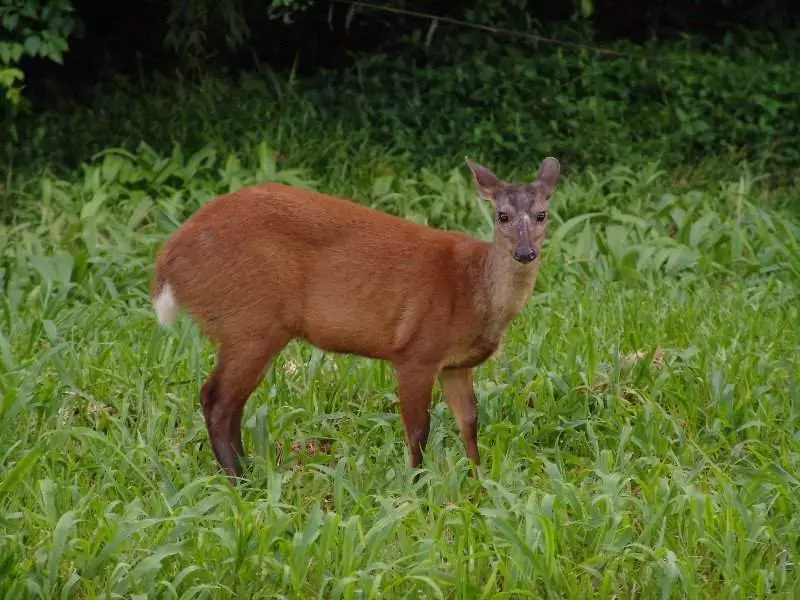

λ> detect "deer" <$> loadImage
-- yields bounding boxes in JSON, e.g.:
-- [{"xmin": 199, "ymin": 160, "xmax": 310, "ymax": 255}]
[{"xmin": 150, "ymin": 156, "xmax": 561, "ymax": 484}]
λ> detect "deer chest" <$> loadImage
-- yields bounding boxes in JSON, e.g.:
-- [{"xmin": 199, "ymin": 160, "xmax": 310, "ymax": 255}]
[{"xmin": 444, "ymin": 334, "xmax": 501, "ymax": 370}]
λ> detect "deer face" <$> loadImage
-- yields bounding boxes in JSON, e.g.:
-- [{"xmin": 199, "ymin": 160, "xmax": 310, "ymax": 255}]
[{"xmin": 467, "ymin": 157, "xmax": 561, "ymax": 264}]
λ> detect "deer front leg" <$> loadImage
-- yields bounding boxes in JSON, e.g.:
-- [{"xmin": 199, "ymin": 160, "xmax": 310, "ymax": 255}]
[
  {"xmin": 394, "ymin": 362, "xmax": 438, "ymax": 468},
  {"xmin": 439, "ymin": 367, "xmax": 480, "ymax": 476}
]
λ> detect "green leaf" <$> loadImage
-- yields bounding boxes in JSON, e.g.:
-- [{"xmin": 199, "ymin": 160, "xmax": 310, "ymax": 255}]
[
  {"xmin": 126, "ymin": 197, "xmax": 153, "ymax": 231},
  {"xmin": 2, "ymin": 12, "xmax": 20, "ymax": 30},
  {"xmin": 0, "ymin": 329, "xmax": 13, "ymax": 370},
  {"xmin": 664, "ymin": 247, "xmax": 697, "ymax": 274},
  {"xmin": 371, "ymin": 175, "xmax": 394, "ymax": 198},
  {"xmin": 688, "ymin": 212, "xmax": 717, "ymax": 247},
  {"xmin": 604, "ymin": 224, "xmax": 629, "ymax": 259},
  {"xmin": 0, "ymin": 446, "xmax": 43, "ymax": 498},
  {"xmin": 28, "ymin": 251, "xmax": 74, "ymax": 287},
  {"xmin": 550, "ymin": 212, "xmax": 603, "ymax": 248},
  {"xmin": 10, "ymin": 42, "xmax": 24, "ymax": 62},
  {"xmin": 23, "ymin": 36, "xmax": 41, "ymax": 57},
  {"xmin": 80, "ymin": 190, "xmax": 108, "ymax": 221},
  {"xmin": 0, "ymin": 67, "xmax": 24, "ymax": 88},
  {"xmin": 46, "ymin": 511, "xmax": 77, "ymax": 594},
  {"xmin": 574, "ymin": 220, "xmax": 597, "ymax": 260}
]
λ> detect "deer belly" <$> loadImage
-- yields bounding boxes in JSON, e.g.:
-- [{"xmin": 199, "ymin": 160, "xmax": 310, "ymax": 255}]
[{"xmin": 299, "ymin": 304, "xmax": 403, "ymax": 360}]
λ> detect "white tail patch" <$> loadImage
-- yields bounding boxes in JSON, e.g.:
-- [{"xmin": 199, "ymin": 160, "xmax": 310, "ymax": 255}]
[{"xmin": 153, "ymin": 282, "xmax": 180, "ymax": 326}]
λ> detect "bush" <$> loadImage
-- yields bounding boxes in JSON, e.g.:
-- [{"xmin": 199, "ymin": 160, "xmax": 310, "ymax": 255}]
[
  {"xmin": 307, "ymin": 26, "xmax": 800, "ymax": 174},
  {"xmin": 0, "ymin": 0, "xmax": 76, "ymax": 108},
  {"xmin": 4, "ymin": 24, "xmax": 799, "ymax": 189}
]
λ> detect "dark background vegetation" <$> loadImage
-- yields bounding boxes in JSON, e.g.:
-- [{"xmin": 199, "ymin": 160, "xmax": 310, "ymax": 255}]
[
  {"xmin": 16, "ymin": 0, "xmax": 800, "ymax": 82},
  {"xmin": 2, "ymin": 1, "xmax": 800, "ymax": 183}
]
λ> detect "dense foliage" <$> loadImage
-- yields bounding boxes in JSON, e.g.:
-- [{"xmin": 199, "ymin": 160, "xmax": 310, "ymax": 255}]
[
  {"xmin": 4, "ymin": 2, "xmax": 800, "ymax": 183},
  {"xmin": 4, "ymin": 0, "xmax": 800, "ymax": 107},
  {"xmin": 0, "ymin": 0, "xmax": 75, "ymax": 106},
  {"xmin": 2, "ymin": 132, "xmax": 798, "ymax": 597},
  {"xmin": 5, "ymin": 25, "xmax": 800, "ymax": 191}
]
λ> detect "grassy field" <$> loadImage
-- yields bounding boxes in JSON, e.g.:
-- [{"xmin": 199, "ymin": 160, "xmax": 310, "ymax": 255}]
[{"xmin": 2, "ymin": 69, "xmax": 800, "ymax": 597}]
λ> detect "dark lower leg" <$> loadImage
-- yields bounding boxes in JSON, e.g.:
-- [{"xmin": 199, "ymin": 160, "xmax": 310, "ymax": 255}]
[
  {"xmin": 201, "ymin": 336, "xmax": 287, "ymax": 483},
  {"xmin": 229, "ymin": 406, "xmax": 246, "ymax": 459},
  {"xmin": 394, "ymin": 362, "xmax": 437, "ymax": 469},
  {"xmin": 201, "ymin": 367, "xmax": 244, "ymax": 480},
  {"xmin": 404, "ymin": 409, "xmax": 431, "ymax": 468}
]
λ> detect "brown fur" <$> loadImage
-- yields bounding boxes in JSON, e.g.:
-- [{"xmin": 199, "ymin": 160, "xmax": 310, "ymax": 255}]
[{"xmin": 150, "ymin": 157, "xmax": 561, "ymax": 483}]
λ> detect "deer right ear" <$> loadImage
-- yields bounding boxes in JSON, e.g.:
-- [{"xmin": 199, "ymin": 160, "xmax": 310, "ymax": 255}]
[{"xmin": 466, "ymin": 157, "xmax": 500, "ymax": 202}]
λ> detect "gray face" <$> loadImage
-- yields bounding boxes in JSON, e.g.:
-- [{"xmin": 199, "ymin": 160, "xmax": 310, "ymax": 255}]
[{"xmin": 467, "ymin": 157, "xmax": 561, "ymax": 264}]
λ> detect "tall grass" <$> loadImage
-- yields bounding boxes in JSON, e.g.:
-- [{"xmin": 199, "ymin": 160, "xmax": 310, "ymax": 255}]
[{"xmin": 1, "ymin": 130, "xmax": 799, "ymax": 597}]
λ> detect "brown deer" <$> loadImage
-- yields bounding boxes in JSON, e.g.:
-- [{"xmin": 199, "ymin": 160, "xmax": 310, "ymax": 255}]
[{"xmin": 150, "ymin": 157, "xmax": 560, "ymax": 483}]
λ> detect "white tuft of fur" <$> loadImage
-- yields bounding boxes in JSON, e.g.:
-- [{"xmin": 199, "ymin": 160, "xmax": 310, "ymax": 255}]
[{"xmin": 153, "ymin": 282, "xmax": 180, "ymax": 327}]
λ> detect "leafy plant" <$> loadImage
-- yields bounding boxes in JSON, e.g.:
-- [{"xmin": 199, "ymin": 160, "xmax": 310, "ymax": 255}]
[
  {"xmin": 163, "ymin": 0, "xmax": 315, "ymax": 66},
  {"xmin": 5, "ymin": 24, "xmax": 800, "ymax": 185},
  {"xmin": 1, "ymin": 141, "xmax": 798, "ymax": 596},
  {"xmin": 0, "ymin": 0, "xmax": 77, "ymax": 107}
]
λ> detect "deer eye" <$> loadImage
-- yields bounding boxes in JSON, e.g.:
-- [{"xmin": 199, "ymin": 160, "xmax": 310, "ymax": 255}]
[
  {"xmin": 535, "ymin": 211, "xmax": 547, "ymax": 222},
  {"xmin": 497, "ymin": 211, "xmax": 510, "ymax": 223}
]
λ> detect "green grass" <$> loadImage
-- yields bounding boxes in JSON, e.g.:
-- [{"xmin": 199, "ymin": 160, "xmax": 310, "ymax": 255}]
[{"xmin": 2, "ymin": 107, "xmax": 800, "ymax": 596}]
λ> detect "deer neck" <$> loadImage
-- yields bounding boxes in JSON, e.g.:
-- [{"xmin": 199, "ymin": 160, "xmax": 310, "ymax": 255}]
[{"xmin": 482, "ymin": 242, "xmax": 539, "ymax": 326}]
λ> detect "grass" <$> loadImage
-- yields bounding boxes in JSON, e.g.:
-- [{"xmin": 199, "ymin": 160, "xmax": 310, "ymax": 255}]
[{"xmin": 1, "ymin": 81, "xmax": 800, "ymax": 597}]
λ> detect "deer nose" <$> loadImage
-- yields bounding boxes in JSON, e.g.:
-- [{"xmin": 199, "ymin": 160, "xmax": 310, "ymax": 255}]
[{"xmin": 513, "ymin": 246, "xmax": 536, "ymax": 263}]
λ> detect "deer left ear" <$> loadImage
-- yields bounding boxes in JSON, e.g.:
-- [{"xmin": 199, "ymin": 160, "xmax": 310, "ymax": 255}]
[
  {"xmin": 466, "ymin": 157, "xmax": 500, "ymax": 203},
  {"xmin": 537, "ymin": 157, "xmax": 560, "ymax": 193}
]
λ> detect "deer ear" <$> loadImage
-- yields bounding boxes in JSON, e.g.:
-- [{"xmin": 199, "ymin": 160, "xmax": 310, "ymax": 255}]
[
  {"xmin": 466, "ymin": 157, "xmax": 500, "ymax": 202},
  {"xmin": 537, "ymin": 157, "xmax": 560, "ymax": 192}
]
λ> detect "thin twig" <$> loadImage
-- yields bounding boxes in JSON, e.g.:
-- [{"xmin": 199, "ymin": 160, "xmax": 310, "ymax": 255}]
[{"xmin": 332, "ymin": 0, "xmax": 686, "ymax": 64}]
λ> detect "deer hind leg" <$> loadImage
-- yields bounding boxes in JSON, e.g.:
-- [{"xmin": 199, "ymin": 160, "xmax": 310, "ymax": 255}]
[
  {"xmin": 201, "ymin": 332, "xmax": 289, "ymax": 483},
  {"xmin": 393, "ymin": 361, "xmax": 439, "ymax": 469},
  {"xmin": 439, "ymin": 367, "xmax": 480, "ymax": 475}
]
